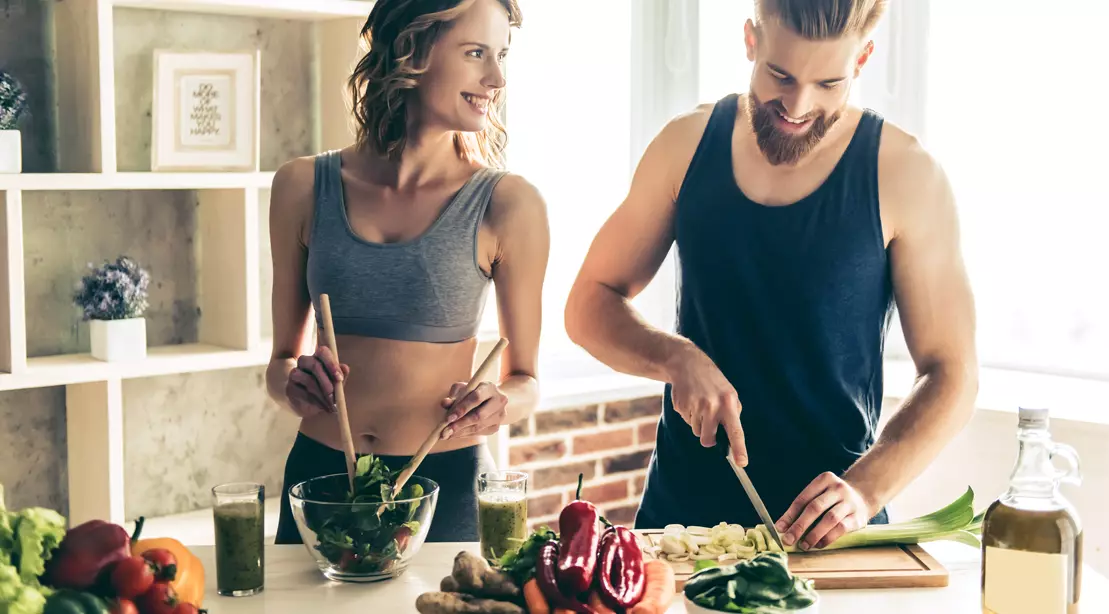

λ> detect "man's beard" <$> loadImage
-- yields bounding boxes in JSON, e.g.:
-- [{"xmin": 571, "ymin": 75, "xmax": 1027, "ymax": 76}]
[{"xmin": 746, "ymin": 92, "xmax": 843, "ymax": 166}]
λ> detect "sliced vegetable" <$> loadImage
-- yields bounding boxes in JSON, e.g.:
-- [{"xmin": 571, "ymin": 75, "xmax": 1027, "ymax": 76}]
[{"xmin": 653, "ymin": 487, "xmax": 983, "ymax": 564}]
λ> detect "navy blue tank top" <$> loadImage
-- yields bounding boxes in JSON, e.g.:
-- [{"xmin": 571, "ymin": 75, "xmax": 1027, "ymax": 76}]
[{"xmin": 637, "ymin": 94, "xmax": 895, "ymax": 529}]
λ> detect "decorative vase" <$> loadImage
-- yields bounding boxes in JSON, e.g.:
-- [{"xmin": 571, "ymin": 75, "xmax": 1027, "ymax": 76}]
[
  {"xmin": 89, "ymin": 317, "xmax": 147, "ymax": 362},
  {"xmin": 0, "ymin": 130, "xmax": 20, "ymax": 173}
]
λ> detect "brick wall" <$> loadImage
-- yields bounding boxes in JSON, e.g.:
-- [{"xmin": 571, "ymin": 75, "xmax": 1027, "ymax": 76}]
[{"xmin": 508, "ymin": 395, "xmax": 663, "ymax": 532}]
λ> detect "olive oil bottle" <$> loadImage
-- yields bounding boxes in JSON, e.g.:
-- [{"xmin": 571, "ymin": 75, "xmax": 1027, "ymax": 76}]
[{"xmin": 981, "ymin": 407, "xmax": 1083, "ymax": 614}]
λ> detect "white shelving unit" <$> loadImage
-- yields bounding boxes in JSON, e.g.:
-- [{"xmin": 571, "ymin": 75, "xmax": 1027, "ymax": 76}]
[{"xmin": 1, "ymin": 0, "xmax": 371, "ymax": 527}]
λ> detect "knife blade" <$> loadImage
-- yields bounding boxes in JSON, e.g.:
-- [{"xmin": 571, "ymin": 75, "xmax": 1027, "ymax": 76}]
[{"xmin": 725, "ymin": 452, "xmax": 786, "ymax": 551}]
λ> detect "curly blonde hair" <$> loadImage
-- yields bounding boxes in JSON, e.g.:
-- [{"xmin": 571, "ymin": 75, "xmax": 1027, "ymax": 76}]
[{"xmin": 347, "ymin": 0, "xmax": 523, "ymax": 168}]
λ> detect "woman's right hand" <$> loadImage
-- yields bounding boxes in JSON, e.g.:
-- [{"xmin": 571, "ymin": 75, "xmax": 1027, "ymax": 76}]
[{"xmin": 285, "ymin": 346, "xmax": 350, "ymax": 418}]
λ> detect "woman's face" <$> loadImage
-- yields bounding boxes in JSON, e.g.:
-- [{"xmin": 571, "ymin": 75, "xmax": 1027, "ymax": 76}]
[{"xmin": 415, "ymin": 0, "xmax": 511, "ymax": 134}]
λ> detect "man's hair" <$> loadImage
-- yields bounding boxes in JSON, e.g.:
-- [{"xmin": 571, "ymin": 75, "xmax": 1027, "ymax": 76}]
[
  {"xmin": 347, "ymin": 0, "xmax": 523, "ymax": 168},
  {"xmin": 754, "ymin": 0, "xmax": 887, "ymax": 39}
]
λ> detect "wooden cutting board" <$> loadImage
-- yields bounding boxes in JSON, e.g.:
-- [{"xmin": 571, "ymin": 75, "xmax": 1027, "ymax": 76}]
[{"xmin": 635, "ymin": 530, "xmax": 949, "ymax": 590}]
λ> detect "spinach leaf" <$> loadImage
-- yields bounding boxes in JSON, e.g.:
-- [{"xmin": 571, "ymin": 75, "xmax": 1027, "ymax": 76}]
[{"xmin": 683, "ymin": 551, "xmax": 817, "ymax": 612}]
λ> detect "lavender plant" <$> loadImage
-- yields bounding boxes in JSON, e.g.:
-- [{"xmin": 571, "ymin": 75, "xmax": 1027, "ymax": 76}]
[
  {"xmin": 72, "ymin": 256, "xmax": 151, "ymax": 321},
  {"xmin": 0, "ymin": 70, "xmax": 28, "ymax": 130}
]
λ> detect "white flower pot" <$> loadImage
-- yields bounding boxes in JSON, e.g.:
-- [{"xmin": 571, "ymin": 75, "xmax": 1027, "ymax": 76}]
[
  {"xmin": 89, "ymin": 317, "xmax": 147, "ymax": 362},
  {"xmin": 0, "ymin": 130, "xmax": 20, "ymax": 173}
]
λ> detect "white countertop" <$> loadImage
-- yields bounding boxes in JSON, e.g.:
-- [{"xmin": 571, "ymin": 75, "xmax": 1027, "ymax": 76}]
[{"xmin": 193, "ymin": 541, "xmax": 1109, "ymax": 613}]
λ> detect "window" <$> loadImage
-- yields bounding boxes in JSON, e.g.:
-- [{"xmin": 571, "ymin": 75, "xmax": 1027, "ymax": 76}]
[
  {"xmin": 922, "ymin": 3, "xmax": 1108, "ymax": 377},
  {"xmin": 484, "ymin": 0, "xmax": 635, "ymax": 364},
  {"xmin": 697, "ymin": 0, "xmax": 754, "ymax": 104}
]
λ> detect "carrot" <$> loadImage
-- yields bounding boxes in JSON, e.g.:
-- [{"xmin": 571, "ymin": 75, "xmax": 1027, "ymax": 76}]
[
  {"xmin": 628, "ymin": 559, "xmax": 676, "ymax": 614},
  {"xmin": 524, "ymin": 578, "xmax": 551, "ymax": 614},
  {"xmin": 588, "ymin": 590, "xmax": 618, "ymax": 614}
]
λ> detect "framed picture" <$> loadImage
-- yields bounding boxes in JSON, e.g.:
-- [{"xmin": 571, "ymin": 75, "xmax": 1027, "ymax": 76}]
[{"xmin": 151, "ymin": 50, "xmax": 260, "ymax": 172}]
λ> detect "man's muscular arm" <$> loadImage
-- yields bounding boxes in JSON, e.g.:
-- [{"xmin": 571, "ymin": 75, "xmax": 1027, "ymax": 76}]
[
  {"xmin": 565, "ymin": 105, "xmax": 751, "ymax": 464},
  {"xmin": 777, "ymin": 130, "xmax": 979, "ymax": 550}
]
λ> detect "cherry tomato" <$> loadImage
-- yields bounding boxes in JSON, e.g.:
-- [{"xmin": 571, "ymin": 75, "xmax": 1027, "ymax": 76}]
[
  {"xmin": 140, "ymin": 548, "xmax": 179, "ymax": 582},
  {"xmin": 339, "ymin": 550, "xmax": 361, "ymax": 571},
  {"xmin": 110, "ymin": 557, "xmax": 155, "ymax": 600},
  {"xmin": 394, "ymin": 525, "xmax": 413, "ymax": 553},
  {"xmin": 110, "ymin": 599, "xmax": 139, "ymax": 614},
  {"xmin": 135, "ymin": 582, "xmax": 179, "ymax": 614}
]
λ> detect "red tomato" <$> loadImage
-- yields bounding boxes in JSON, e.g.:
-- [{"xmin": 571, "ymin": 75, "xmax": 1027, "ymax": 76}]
[
  {"xmin": 140, "ymin": 548, "xmax": 179, "ymax": 582},
  {"xmin": 110, "ymin": 557, "xmax": 155, "ymax": 600},
  {"xmin": 110, "ymin": 599, "xmax": 139, "ymax": 614},
  {"xmin": 135, "ymin": 582, "xmax": 179, "ymax": 614}
]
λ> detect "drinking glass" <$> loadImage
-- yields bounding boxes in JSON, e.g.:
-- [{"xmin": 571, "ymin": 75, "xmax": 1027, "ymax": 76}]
[
  {"xmin": 477, "ymin": 471, "xmax": 528, "ymax": 560},
  {"xmin": 212, "ymin": 482, "xmax": 265, "ymax": 596}
]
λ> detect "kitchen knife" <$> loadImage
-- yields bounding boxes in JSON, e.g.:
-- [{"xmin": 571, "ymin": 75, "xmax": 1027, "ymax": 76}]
[{"xmin": 719, "ymin": 439, "xmax": 786, "ymax": 551}]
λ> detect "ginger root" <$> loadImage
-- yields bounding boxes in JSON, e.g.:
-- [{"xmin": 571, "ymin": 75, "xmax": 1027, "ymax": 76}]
[
  {"xmin": 449, "ymin": 551, "xmax": 520, "ymax": 600},
  {"xmin": 415, "ymin": 592, "xmax": 525, "ymax": 614}
]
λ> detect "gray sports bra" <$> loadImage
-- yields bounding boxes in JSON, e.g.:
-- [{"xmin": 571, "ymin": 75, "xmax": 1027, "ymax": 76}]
[{"xmin": 306, "ymin": 149, "xmax": 506, "ymax": 343}]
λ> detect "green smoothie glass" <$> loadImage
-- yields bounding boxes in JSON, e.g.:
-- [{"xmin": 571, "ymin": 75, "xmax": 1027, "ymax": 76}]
[
  {"xmin": 477, "ymin": 471, "xmax": 528, "ymax": 560},
  {"xmin": 212, "ymin": 482, "xmax": 265, "ymax": 597}
]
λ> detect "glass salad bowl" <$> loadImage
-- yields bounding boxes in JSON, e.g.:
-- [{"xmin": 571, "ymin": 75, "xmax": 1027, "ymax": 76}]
[{"xmin": 289, "ymin": 472, "xmax": 439, "ymax": 582}]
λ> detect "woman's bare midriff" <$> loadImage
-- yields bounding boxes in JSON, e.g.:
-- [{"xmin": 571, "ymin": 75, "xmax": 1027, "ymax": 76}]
[{"xmin": 297, "ymin": 332, "xmax": 487, "ymax": 457}]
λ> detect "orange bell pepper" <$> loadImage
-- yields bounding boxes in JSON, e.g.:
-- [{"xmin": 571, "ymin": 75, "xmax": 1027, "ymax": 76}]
[{"xmin": 132, "ymin": 533, "xmax": 205, "ymax": 607}]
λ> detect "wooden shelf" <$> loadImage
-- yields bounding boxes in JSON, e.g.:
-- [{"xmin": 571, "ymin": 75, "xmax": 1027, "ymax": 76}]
[
  {"xmin": 0, "ymin": 340, "xmax": 273, "ymax": 391},
  {"xmin": 110, "ymin": 0, "xmax": 374, "ymax": 21},
  {"xmin": 5, "ymin": 0, "xmax": 366, "ymax": 527},
  {"xmin": 0, "ymin": 172, "xmax": 276, "ymax": 192}
]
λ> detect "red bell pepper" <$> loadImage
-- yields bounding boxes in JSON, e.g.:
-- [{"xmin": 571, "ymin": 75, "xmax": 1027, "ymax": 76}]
[
  {"xmin": 45, "ymin": 516, "xmax": 145, "ymax": 591},
  {"xmin": 537, "ymin": 539, "xmax": 596, "ymax": 614},
  {"xmin": 556, "ymin": 474, "xmax": 601, "ymax": 595},
  {"xmin": 597, "ymin": 524, "xmax": 647, "ymax": 610}
]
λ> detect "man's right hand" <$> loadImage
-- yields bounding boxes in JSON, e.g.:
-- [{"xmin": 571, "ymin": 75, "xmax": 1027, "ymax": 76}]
[
  {"xmin": 668, "ymin": 344, "xmax": 748, "ymax": 466},
  {"xmin": 285, "ymin": 346, "xmax": 350, "ymax": 418}
]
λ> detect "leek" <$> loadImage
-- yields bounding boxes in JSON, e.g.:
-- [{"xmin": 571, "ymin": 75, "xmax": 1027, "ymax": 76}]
[
  {"xmin": 651, "ymin": 487, "xmax": 988, "ymax": 564},
  {"xmin": 780, "ymin": 486, "xmax": 983, "ymax": 552}
]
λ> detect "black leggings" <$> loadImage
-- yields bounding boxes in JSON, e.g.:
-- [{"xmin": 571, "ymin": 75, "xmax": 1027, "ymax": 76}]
[{"xmin": 275, "ymin": 432, "xmax": 497, "ymax": 545}]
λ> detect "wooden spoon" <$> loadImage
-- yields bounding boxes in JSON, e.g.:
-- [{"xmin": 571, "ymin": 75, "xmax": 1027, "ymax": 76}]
[
  {"xmin": 391, "ymin": 337, "xmax": 509, "ymax": 499},
  {"xmin": 318, "ymin": 293, "xmax": 358, "ymax": 493}
]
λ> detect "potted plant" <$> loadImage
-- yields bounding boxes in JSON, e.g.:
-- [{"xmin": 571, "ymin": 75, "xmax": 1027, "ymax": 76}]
[
  {"xmin": 72, "ymin": 256, "xmax": 151, "ymax": 362},
  {"xmin": 0, "ymin": 70, "xmax": 28, "ymax": 173}
]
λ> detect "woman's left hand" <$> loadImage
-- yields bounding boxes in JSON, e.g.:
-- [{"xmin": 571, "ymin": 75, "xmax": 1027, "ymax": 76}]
[{"xmin": 439, "ymin": 381, "xmax": 509, "ymax": 439}]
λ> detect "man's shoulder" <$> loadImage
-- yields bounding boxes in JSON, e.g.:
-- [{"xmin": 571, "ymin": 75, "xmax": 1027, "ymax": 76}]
[
  {"xmin": 642, "ymin": 100, "xmax": 725, "ymax": 189},
  {"xmin": 660, "ymin": 101, "xmax": 720, "ymax": 148},
  {"xmin": 876, "ymin": 119, "xmax": 955, "ymax": 231},
  {"xmin": 877, "ymin": 120, "xmax": 944, "ymax": 186}
]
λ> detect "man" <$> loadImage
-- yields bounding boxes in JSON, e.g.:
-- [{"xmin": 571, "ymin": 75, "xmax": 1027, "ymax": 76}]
[{"xmin": 564, "ymin": 0, "xmax": 978, "ymax": 551}]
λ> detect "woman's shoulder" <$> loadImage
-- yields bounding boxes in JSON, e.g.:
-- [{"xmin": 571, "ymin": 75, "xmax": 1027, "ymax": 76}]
[
  {"xmin": 484, "ymin": 170, "xmax": 549, "ymax": 232},
  {"xmin": 270, "ymin": 152, "xmax": 331, "ymax": 245}
]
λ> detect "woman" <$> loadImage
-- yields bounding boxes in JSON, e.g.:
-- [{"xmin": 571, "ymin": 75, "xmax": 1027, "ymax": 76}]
[{"xmin": 265, "ymin": 0, "xmax": 548, "ymax": 544}]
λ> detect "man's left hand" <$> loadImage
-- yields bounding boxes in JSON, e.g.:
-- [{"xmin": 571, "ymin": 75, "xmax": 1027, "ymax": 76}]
[
  {"xmin": 439, "ymin": 382, "xmax": 509, "ymax": 439},
  {"xmin": 775, "ymin": 472, "xmax": 877, "ymax": 550}
]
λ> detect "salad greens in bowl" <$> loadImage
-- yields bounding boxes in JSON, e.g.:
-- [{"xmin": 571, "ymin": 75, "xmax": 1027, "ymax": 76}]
[{"xmin": 289, "ymin": 455, "xmax": 438, "ymax": 583}]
